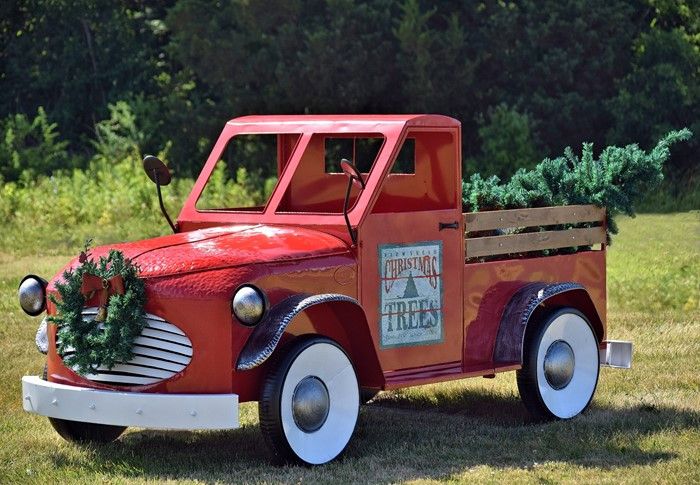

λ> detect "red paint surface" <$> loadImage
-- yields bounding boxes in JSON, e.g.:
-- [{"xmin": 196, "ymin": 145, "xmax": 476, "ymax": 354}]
[
  {"xmin": 463, "ymin": 250, "xmax": 606, "ymax": 370},
  {"xmin": 43, "ymin": 114, "xmax": 607, "ymax": 401}
]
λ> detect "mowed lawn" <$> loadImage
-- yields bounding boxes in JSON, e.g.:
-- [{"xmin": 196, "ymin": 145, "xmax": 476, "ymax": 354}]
[{"xmin": 0, "ymin": 213, "xmax": 698, "ymax": 484}]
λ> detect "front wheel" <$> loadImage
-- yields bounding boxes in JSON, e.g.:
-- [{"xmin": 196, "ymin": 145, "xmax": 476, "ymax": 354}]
[
  {"xmin": 49, "ymin": 417, "xmax": 126, "ymax": 443},
  {"xmin": 517, "ymin": 308, "xmax": 600, "ymax": 421},
  {"xmin": 259, "ymin": 336, "xmax": 360, "ymax": 465},
  {"xmin": 42, "ymin": 365, "xmax": 126, "ymax": 443}
]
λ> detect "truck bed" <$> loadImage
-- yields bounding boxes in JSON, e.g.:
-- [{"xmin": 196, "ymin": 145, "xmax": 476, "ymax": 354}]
[{"xmin": 461, "ymin": 205, "xmax": 608, "ymax": 370}]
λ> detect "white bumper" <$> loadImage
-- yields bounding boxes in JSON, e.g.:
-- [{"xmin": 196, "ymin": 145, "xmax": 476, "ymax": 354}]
[{"xmin": 21, "ymin": 376, "xmax": 239, "ymax": 430}]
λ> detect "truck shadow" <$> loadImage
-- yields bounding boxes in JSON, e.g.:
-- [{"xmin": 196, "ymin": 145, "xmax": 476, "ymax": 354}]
[{"xmin": 50, "ymin": 392, "xmax": 697, "ymax": 483}]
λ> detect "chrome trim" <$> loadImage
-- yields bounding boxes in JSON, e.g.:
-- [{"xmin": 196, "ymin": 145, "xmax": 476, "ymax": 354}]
[
  {"xmin": 600, "ymin": 340, "xmax": 633, "ymax": 369},
  {"xmin": 19, "ymin": 275, "xmax": 47, "ymax": 316},
  {"xmin": 232, "ymin": 285, "xmax": 266, "ymax": 326},
  {"xmin": 35, "ymin": 318, "xmax": 49, "ymax": 354},
  {"xmin": 57, "ymin": 308, "xmax": 192, "ymax": 386}
]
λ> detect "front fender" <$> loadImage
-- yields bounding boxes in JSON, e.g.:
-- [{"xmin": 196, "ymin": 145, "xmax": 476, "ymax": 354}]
[
  {"xmin": 236, "ymin": 293, "xmax": 357, "ymax": 371},
  {"xmin": 493, "ymin": 282, "xmax": 605, "ymax": 365}
]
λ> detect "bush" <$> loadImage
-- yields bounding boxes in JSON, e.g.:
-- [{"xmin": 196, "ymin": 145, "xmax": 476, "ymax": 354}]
[
  {"xmin": 92, "ymin": 101, "xmax": 144, "ymax": 163},
  {"xmin": 464, "ymin": 104, "xmax": 539, "ymax": 180},
  {"xmin": 0, "ymin": 107, "xmax": 70, "ymax": 181},
  {"xmin": 0, "ymin": 152, "xmax": 260, "ymax": 255}
]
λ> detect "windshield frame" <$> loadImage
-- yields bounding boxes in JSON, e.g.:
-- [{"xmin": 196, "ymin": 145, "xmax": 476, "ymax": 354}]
[{"xmin": 178, "ymin": 118, "xmax": 405, "ymax": 229}]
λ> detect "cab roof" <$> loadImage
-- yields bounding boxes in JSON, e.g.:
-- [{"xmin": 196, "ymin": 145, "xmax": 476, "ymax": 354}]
[{"xmin": 227, "ymin": 114, "xmax": 460, "ymax": 130}]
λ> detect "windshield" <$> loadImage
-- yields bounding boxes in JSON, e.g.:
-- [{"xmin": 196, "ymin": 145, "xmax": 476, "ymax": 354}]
[
  {"xmin": 196, "ymin": 134, "xmax": 298, "ymax": 212},
  {"xmin": 196, "ymin": 132, "xmax": 384, "ymax": 215}
]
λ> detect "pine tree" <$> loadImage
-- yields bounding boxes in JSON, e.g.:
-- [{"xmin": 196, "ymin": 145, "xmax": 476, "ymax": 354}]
[{"xmin": 463, "ymin": 129, "xmax": 692, "ymax": 243}]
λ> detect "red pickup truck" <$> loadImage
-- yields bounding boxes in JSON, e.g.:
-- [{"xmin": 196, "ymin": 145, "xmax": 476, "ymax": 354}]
[{"xmin": 19, "ymin": 115, "xmax": 631, "ymax": 465}]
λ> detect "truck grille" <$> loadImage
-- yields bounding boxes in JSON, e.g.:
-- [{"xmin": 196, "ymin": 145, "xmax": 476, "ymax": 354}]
[{"xmin": 58, "ymin": 308, "xmax": 192, "ymax": 386}]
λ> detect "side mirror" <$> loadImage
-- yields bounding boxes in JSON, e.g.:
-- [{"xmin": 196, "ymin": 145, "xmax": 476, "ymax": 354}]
[
  {"xmin": 142, "ymin": 155, "xmax": 176, "ymax": 233},
  {"xmin": 143, "ymin": 155, "xmax": 172, "ymax": 186}
]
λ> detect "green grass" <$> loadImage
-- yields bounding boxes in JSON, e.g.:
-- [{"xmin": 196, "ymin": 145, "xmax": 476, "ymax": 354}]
[{"xmin": 1, "ymin": 213, "xmax": 698, "ymax": 484}]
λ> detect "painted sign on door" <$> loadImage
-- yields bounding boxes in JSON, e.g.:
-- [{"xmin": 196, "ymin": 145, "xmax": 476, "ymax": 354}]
[{"xmin": 378, "ymin": 241, "xmax": 443, "ymax": 348}]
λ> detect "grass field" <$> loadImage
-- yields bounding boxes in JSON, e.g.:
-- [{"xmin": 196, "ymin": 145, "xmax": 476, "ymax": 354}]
[{"xmin": 1, "ymin": 213, "xmax": 698, "ymax": 484}]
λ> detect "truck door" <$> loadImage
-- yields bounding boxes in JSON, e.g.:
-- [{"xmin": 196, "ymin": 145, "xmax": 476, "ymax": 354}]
[{"xmin": 359, "ymin": 129, "xmax": 464, "ymax": 378}]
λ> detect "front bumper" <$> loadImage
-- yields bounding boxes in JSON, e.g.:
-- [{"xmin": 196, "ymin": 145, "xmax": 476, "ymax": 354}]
[{"xmin": 21, "ymin": 376, "xmax": 239, "ymax": 430}]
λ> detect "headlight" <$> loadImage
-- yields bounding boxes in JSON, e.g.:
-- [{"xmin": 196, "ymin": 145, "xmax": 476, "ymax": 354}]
[
  {"xmin": 232, "ymin": 285, "xmax": 266, "ymax": 326},
  {"xmin": 18, "ymin": 275, "xmax": 47, "ymax": 316}
]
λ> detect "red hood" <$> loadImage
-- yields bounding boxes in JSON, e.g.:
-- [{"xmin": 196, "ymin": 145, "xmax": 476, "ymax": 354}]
[{"xmin": 52, "ymin": 225, "xmax": 350, "ymax": 282}]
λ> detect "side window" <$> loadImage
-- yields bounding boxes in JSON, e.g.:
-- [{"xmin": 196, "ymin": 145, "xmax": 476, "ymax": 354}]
[
  {"xmin": 391, "ymin": 138, "xmax": 415, "ymax": 174},
  {"xmin": 373, "ymin": 131, "xmax": 457, "ymax": 213},
  {"xmin": 277, "ymin": 134, "xmax": 384, "ymax": 213},
  {"xmin": 325, "ymin": 137, "xmax": 383, "ymax": 173}
]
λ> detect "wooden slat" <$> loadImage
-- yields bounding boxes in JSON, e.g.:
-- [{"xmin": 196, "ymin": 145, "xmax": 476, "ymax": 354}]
[
  {"xmin": 466, "ymin": 226, "xmax": 606, "ymax": 258},
  {"xmin": 464, "ymin": 205, "xmax": 605, "ymax": 232}
]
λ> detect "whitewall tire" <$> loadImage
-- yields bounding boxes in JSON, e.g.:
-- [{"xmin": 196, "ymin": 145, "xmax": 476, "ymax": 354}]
[
  {"xmin": 259, "ymin": 336, "xmax": 360, "ymax": 465},
  {"xmin": 517, "ymin": 308, "xmax": 600, "ymax": 421}
]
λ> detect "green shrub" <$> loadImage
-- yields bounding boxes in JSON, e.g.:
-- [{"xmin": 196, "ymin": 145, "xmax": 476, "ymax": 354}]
[
  {"xmin": 464, "ymin": 104, "xmax": 539, "ymax": 180},
  {"xmin": 0, "ymin": 107, "xmax": 70, "ymax": 181},
  {"xmin": 92, "ymin": 101, "xmax": 144, "ymax": 163},
  {"xmin": 0, "ymin": 151, "xmax": 261, "ymax": 255}
]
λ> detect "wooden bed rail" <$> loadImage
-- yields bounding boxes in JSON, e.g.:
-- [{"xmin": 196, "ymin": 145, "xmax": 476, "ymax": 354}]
[{"xmin": 464, "ymin": 205, "xmax": 606, "ymax": 259}]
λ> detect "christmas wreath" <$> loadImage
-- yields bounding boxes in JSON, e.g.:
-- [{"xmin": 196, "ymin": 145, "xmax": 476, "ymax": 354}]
[{"xmin": 49, "ymin": 247, "xmax": 146, "ymax": 375}]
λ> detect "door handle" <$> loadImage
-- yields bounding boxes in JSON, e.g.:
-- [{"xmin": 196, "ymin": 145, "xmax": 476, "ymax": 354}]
[{"xmin": 439, "ymin": 221, "xmax": 459, "ymax": 231}]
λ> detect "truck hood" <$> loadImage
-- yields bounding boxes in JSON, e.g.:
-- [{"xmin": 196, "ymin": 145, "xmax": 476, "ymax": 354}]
[{"xmin": 55, "ymin": 225, "xmax": 350, "ymax": 280}]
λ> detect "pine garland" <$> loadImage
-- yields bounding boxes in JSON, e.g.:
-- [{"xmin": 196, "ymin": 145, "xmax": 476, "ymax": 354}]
[
  {"xmin": 48, "ymin": 248, "xmax": 146, "ymax": 375},
  {"xmin": 462, "ymin": 129, "xmax": 693, "ymax": 244}
]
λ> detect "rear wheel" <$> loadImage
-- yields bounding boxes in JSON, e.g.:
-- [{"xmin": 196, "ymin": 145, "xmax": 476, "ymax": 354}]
[
  {"xmin": 517, "ymin": 308, "xmax": 600, "ymax": 421},
  {"xmin": 259, "ymin": 336, "xmax": 359, "ymax": 465}
]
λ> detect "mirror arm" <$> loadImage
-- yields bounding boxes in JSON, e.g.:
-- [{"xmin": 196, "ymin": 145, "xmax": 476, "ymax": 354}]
[
  {"xmin": 154, "ymin": 170, "xmax": 177, "ymax": 234},
  {"xmin": 343, "ymin": 179, "xmax": 357, "ymax": 246}
]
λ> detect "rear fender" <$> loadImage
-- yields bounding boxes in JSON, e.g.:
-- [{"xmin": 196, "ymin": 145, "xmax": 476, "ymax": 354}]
[
  {"xmin": 493, "ymin": 282, "xmax": 605, "ymax": 365},
  {"xmin": 236, "ymin": 294, "xmax": 384, "ymax": 388}
]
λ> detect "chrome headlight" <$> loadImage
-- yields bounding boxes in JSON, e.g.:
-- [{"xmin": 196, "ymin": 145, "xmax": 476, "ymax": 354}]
[
  {"xmin": 18, "ymin": 275, "xmax": 47, "ymax": 316},
  {"xmin": 232, "ymin": 285, "xmax": 266, "ymax": 326}
]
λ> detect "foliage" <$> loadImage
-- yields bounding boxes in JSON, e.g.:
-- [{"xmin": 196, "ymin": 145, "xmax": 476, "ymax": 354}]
[
  {"xmin": 462, "ymin": 129, "xmax": 693, "ymax": 242},
  {"xmin": 0, "ymin": 107, "xmax": 70, "ymax": 181},
  {"xmin": 607, "ymin": 27, "xmax": 700, "ymax": 183},
  {"xmin": 49, "ymin": 249, "xmax": 146, "ymax": 375},
  {"xmin": 196, "ymin": 163, "xmax": 266, "ymax": 209},
  {"xmin": 0, "ymin": 0, "xmax": 172, "ymax": 157},
  {"xmin": 464, "ymin": 104, "xmax": 539, "ymax": 179},
  {"xmin": 1, "ymin": 0, "xmax": 698, "ymax": 188},
  {"xmin": 0, "ymin": 151, "xmax": 261, "ymax": 255},
  {"xmin": 92, "ymin": 101, "xmax": 145, "ymax": 163}
]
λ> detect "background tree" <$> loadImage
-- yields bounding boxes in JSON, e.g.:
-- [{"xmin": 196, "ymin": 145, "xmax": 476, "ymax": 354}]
[{"xmin": 1, "ymin": 0, "xmax": 696, "ymax": 206}]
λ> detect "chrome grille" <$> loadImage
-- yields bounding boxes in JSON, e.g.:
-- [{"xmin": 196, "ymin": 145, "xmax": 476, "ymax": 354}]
[{"xmin": 58, "ymin": 307, "xmax": 192, "ymax": 386}]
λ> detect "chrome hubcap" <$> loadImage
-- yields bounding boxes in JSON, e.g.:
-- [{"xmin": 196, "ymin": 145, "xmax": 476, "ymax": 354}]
[
  {"xmin": 292, "ymin": 376, "xmax": 330, "ymax": 433},
  {"xmin": 543, "ymin": 340, "xmax": 575, "ymax": 390}
]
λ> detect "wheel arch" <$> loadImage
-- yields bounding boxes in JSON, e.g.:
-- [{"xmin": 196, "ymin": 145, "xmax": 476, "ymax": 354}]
[
  {"xmin": 236, "ymin": 294, "xmax": 384, "ymax": 389},
  {"xmin": 493, "ymin": 282, "xmax": 605, "ymax": 365}
]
